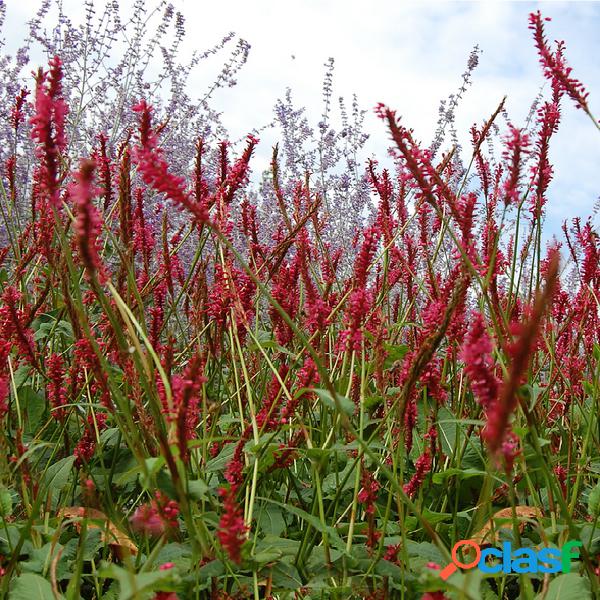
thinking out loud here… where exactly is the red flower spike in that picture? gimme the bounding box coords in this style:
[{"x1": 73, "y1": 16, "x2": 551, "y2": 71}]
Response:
[{"x1": 217, "y1": 486, "x2": 248, "y2": 564}]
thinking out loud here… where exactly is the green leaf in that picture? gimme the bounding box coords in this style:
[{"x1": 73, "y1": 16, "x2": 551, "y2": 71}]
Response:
[
  {"x1": 155, "y1": 543, "x2": 192, "y2": 571},
  {"x1": 252, "y1": 549, "x2": 282, "y2": 565},
  {"x1": 20, "y1": 386, "x2": 46, "y2": 434},
  {"x1": 12, "y1": 365, "x2": 32, "y2": 388},
  {"x1": 21, "y1": 543, "x2": 64, "y2": 575},
  {"x1": 188, "y1": 479, "x2": 210, "y2": 501},
  {"x1": 79, "y1": 528, "x2": 104, "y2": 561},
  {"x1": 43, "y1": 456, "x2": 76, "y2": 491},
  {"x1": 99, "y1": 427, "x2": 121, "y2": 447},
  {"x1": 33, "y1": 319, "x2": 73, "y2": 342},
  {"x1": 256, "y1": 504, "x2": 286, "y2": 536},
  {"x1": 206, "y1": 443, "x2": 236, "y2": 473},
  {"x1": 99, "y1": 563, "x2": 178, "y2": 600},
  {"x1": 375, "y1": 559, "x2": 404, "y2": 579},
  {"x1": 383, "y1": 343, "x2": 409, "y2": 369},
  {"x1": 256, "y1": 536, "x2": 300, "y2": 557},
  {"x1": 270, "y1": 562, "x2": 303, "y2": 590},
  {"x1": 421, "y1": 508, "x2": 453, "y2": 524},
  {"x1": 323, "y1": 461, "x2": 357, "y2": 495},
  {"x1": 140, "y1": 456, "x2": 166, "y2": 490},
  {"x1": 198, "y1": 559, "x2": 225, "y2": 578},
  {"x1": 0, "y1": 485, "x2": 13, "y2": 517},
  {"x1": 436, "y1": 408, "x2": 463, "y2": 456},
  {"x1": 313, "y1": 388, "x2": 355, "y2": 416},
  {"x1": 272, "y1": 502, "x2": 346, "y2": 551},
  {"x1": 432, "y1": 468, "x2": 485, "y2": 484},
  {"x1": 405, "y1": 540, "x2": 445, "y2": 564},
  {"x1": 588, "y1": 482, "x2": 600, "y2": 518},
  {"x1": 10, "y1": 573, "x2": 59, "y2": 600},
  {"x1": 534, "y1": 573, "x2": 592, "y2": 600}
]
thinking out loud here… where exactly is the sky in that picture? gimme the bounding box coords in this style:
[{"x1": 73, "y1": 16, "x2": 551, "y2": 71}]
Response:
[{"x1": 4, "y1": 0, "x2": 600, "y2": 238}]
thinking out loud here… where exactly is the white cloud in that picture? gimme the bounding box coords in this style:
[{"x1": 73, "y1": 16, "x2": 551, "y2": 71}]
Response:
[{"x1": 4, "y1": 0, "x2": 599, "y2": 235}]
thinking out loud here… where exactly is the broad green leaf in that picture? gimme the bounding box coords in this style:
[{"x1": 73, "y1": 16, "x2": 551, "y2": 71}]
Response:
[
  {"x1": 0, "y1": 485, "x2": 13, "y2": 517},
  {"x1": 155, "y1": 543, "x2": 192, "y2": 571},
  {"x1": 383, "y1": 343, "x2": 409, "y2": 369},
  {"x1": 10, "y1": 573, "x2": 58, "y2": 600},
  {"x1": 43, "y1": 456, "x2": 76, "y2": 491},
  {"x1": 256, "y1": 535, "x2": 301, "y2": 557},
  {"x1": 313, "y1": 388, "x2": 355, "y2": 416},
  {"x1": 375, "y1": 559, "x2": 404, "y2": 579},
  {"x1": 263, "y1": 499, "x2": 347, "y2": 552},
  {"x1": 256, "y1": 504, "x2": 286, "y2": 536},
  {"x1": 20, "y1": 386, "x2": 46, "y2": 434},
  {"x1": 198, "y1": 559, "x2": 225, "y2": 578},
  {"x1": 534, "y1": 573, "x2": 592, "y2": 600},
  {"x1": 270, "y1": 562, "x2": 303, "y2": 590},
  {"x1": 436, "y1": 407, "x2": 462, "y2": 456},
  {"x1": 206, "y1": 443, "x2": 236, "y2": 473},
  {"x1": 188, "y1": 479, "x2": 210, "y2": 501},
  {"x1": 588, "y1": 482, "x2": 600, "y2": 518},
  {"x1": 432, "y1": 468, "x2": 485, "y2": 484},
  {"x1": 13, "y1": 365, "x2": 32, "y2": 388},
  {"x1": 20, "y1": 543, "x2": 70, "y2": 578},
  {"x1": 99, "y1": 563, "x2": 178, "y2": 600}
]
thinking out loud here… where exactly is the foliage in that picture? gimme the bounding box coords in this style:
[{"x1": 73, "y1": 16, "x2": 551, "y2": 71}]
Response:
[{"x1": 0, "y1": 3, "x2": 598, "y2": 600}]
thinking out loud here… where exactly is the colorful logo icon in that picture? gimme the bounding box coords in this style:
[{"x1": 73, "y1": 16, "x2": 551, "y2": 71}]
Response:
[{"x1": 439, "y1": 539, "x2": 582, "y2": 579}]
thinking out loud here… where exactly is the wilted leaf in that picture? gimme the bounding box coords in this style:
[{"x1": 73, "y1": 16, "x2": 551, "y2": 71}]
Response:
[
  {"x1": 471, "y1": 506, "x2": 543, "y2": 548},
  {"x1": 58, "y1": 507, "x2": 137, "y2": 556}
]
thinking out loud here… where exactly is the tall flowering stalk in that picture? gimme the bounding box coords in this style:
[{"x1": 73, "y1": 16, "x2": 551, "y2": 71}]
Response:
[
  {"x1": 484, "y1": 249, "x2": 560, "y2": 453},
  {"x1": 132, "y1": 100, "x2": 210, "y2": 224},
  {"x1": 0, "y1": 10, "x2": 596, "y2": 597},
  {"x1": 70, "y1": 159, "x2": 107, "y2": 282},
  {"x1": 29, "y1": 56, "x2": 68, "y2": 210},
  {"x1": 217, "y1": 486, "x2": 248, "y2": 564},
  {"x1": 529, "y1": 11, "x2": 590, "y2": 113},
  {"x1": 462, "y1": 313, "x2": 499, "y2": 412}
]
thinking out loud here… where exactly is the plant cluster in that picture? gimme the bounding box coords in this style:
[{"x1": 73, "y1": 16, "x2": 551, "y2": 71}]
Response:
[{"x1": 0, "y1": 3, "x2": 598, "y2": 600}]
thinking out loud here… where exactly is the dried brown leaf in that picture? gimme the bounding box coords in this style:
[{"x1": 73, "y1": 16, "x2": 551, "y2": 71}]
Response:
[
  {"x1": 58, "y1": 506, "x2": 138, "y2": 557},
  {"x1": 471, "y1": 506, "x2": 543, "y2": 548}
]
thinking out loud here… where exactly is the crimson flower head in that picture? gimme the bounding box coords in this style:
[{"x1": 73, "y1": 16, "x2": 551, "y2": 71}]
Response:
[
  {"x1": 131, "y1": 503, "x2": 164, "y2": 538},
  {"x1": 403, "y1": 449, "x2": 432, "y2": 499},
  {"x1": 462, "y1": 313, "x2": 499, "y2": 411},
  {"x1": 217, "y1": 486, "x2": 248, "y2": 564},
  {"x1": 130, "y1": 491, "x2": 180, "y2": 538},
  {"x1": 11, "y1": 88, "x2": 30, "y2": 132},
  {"x1": 70, "y1": 159, "x2": 107, "y2": 282},
  {"x1": 529, "y1": 11, "x2": 590, "y2": 111},
  {"x1": 132, "y1": 100, "x2": 210, "y2": 224},
  {"x1": 46, "y1": 353, "x2": 67, "y2": 421},
  {"x1": 0, "y1": 376, "x2": 8, "y2": 420},
  {"x1": 501, "y1": 125, "x2": 530, "y2": 206},
  {"x1": 30, "y1": 55, "x2": 68, "y2": 206},
  {"x1": 358, "y1": 469, "x2": 380, "y2": 515}
]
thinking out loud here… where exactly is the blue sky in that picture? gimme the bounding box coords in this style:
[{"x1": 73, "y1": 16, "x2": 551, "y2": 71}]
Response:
[{"x1": 4, "y1": 0, "x2": 600, "y2": 238}]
